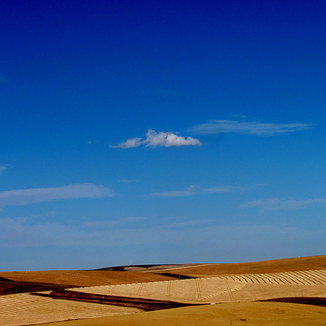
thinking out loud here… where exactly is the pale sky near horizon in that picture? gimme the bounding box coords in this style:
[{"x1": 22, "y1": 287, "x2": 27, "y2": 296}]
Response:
[{"x1": 1, "y1": 0, "x2": 326, "y2": 271}]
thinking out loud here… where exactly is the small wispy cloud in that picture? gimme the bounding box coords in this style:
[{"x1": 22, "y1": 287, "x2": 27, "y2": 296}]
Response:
[
  {"x1": 189, "y1": 119, "x2": 313, "y2": 136},
  {"x1": 112, "y1": 129, "x2": 202, "y2": 149},
  {"x1": 243, "y1": 198, "x2": 326, "y2": 210},
  {"x1": 203, "y1": 186, "x2": 246, "y2": 193},
  {"x1": 0, "y1": 183, "x2": 113, "y2": 207},
  {"x1": 114, "y1": 137, "x2": 143, "y2": 149},
  {"x1": 150, "y1": 185, "x2": 245, "y2": 197},
  {"x1": 0, "y1": 164, "x2": 8, "y2": 176},
  {"x1": 150, "y1": 185, "x2": 199, "y2": 197}
]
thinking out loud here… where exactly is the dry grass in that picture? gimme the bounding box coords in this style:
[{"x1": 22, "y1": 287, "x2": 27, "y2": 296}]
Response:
[{"x1": 43, "y1": 302, "x2": 326, "y2": 326}]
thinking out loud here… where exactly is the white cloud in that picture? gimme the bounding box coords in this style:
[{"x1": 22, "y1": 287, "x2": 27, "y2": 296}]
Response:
[
  {"x1": 150, "y1": 185, "x2": 245, "y2": 197},
  {"x1": 243, "y1": 198, "x2": 326, "y2": 210},
  {"x1": 0, "y1": 183, "x2": 113, "y2": 207},
  {"x1": 189, "y1": 119, "x2": 313, "y2": 136},
  {"x1": 0, "y1": 164, "x2": 8, "y2": 176},
  {"x1": 145, "y1": 129, "x2": 202, "y2": 147},
  {"x1": 113, "y1": 129, "x2": 202, "y2": 148},
  {"x1": 112, "y1": 137, "x2": 143, "y2": 149}
]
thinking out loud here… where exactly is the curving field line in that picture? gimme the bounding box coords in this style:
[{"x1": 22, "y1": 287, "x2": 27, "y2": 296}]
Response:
[{"x1": 70, "y1": 269, "x2": 326, "y2": 303}]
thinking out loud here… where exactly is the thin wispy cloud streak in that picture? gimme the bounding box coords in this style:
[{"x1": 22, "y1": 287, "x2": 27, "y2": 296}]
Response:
[
  {"x1": 243, "y1": 198, "x2": 326, "y2": 210},
  {"x1": 0, "y1": 183, "x2": 113, "y2": 207},
  {"x1": 150, "y1": 185, "x2": 245, "y2": 197},
  {"x1": 189, "y1": 119, "x2": 313, "y2": 136},
  {"x1": 203, "y1": 186, "x2": 246, "y2": 193},
  {"x1": 112, "y1": 129, "x2": 202, "y2": 148},
  {"x1": 150, "y1": 187, "x2": 197, "y2": 197},
  {"x1": 115, "y1": 137, "x2": 143, "y2": 149}
]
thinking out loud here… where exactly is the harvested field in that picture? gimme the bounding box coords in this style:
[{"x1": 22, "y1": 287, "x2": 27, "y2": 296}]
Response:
[
  {"x1": 2, "y1": 256, "x2": 326, "y2": 326},
  {"x1": 43, "y1": 302, "x2": 326, "y2": 326},
  {"x1": 70, "y1": 269, "x2": 326, "y2": 303},
  {"x1": 0, "y1": 270, "x2": 175, "y2": 287},
  {"x1": 0, "y1": 293, "x2": 140, "y2": 326}
]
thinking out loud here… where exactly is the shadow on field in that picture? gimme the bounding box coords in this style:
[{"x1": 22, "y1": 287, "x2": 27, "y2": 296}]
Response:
[
  {"x1": 0, "y1": 280, "x2": 74, "y2": 295},
  {"x1": 260, "y1": 297, "x2": 326, "y2": 307},
  {"x1": 32, "y1": 289, "x2": 202, "y2": 311}
]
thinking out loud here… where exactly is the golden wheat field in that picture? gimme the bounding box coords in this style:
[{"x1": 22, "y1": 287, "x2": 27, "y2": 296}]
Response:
[
  {"x1": 0, "y1": 293, "x2": 140, "y2": 326},
  {"x1": 69, "y1": 268, "x2": 326, "y2": 303},
  {"x1": 45, "y1": 302, "x2": 326, "y2": 326},
  {"x1": 0, "y1": 255, "x2": 325, "y2": 326},
  {"x1": 0, "y1": 270, "x2": 175, "y2": 287}
]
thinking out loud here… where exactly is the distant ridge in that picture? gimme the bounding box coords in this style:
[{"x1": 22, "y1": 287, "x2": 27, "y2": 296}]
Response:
[
  {"x1": 95, "y1": 264, "x2": 164, "y2": 271},
  {"x1": 93, "y1": 255, "x2": 326, "y2": 274},
  {"x1": 95, "y1": 264, "x2": 194, "y2": 272},
  {"x1": 142, "y1": 255, "x2": 326, "y2": 276}
]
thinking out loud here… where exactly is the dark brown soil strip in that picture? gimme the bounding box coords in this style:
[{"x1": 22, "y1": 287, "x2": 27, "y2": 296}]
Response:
[
  {"x1": 156, "y1": 272, "x2": 196, "y2": 280},
  {"x1": 0, "y1": 277, "x2": 12, "y2": 282},
  {"x1": 260, "y1": 297, "x2": 326, "y2": 307},
  {"x1": 32, "y1": 289, "x2": 201, "y2": 311},
  {"x1": 0, "y1": 281, "x2": 75, "y2": 296}
]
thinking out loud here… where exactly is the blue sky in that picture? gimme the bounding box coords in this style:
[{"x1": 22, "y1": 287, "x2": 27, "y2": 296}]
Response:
[{"x1": 1, "y1": 0, "x2": 326, "y2": 271}]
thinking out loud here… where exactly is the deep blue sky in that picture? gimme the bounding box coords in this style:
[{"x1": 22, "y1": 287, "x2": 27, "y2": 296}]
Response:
[{"x1": 1, "y1": 0, "x2": 326, "y2": 271}]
